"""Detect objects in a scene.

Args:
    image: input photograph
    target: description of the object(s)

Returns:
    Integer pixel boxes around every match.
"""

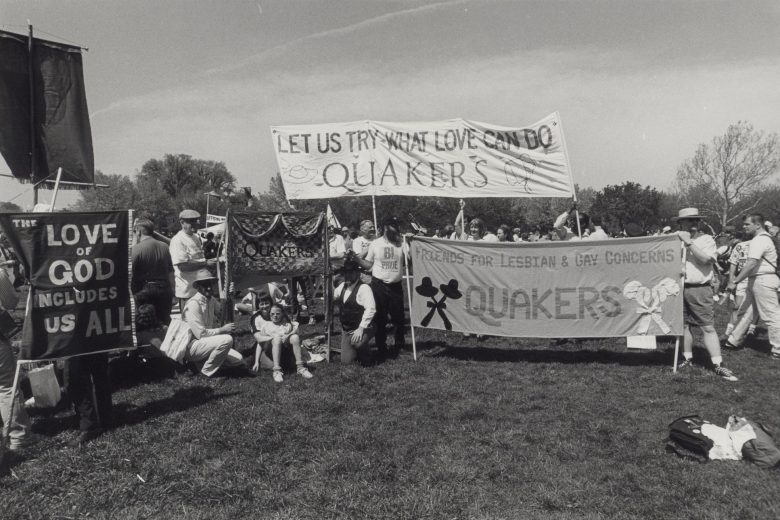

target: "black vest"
[340,282,371,332]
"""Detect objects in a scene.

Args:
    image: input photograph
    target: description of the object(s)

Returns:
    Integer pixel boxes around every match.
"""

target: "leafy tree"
[590,182,663,231]
[72,171,139,213]
[0,201,24,213]
[676,121,780,228]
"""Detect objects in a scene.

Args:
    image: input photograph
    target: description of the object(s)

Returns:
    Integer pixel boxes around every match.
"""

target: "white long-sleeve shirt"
[184,292,223,339]
[333,282,376,329]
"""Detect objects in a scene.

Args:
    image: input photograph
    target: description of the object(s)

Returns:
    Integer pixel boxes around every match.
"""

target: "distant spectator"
[589,215,609,240]
[496,224,513,242]
[520,232,530,242]
[513,228,522,241]
[624,223,645,237]
[553,201,590,240]
[469,218,498,242]
[329,226,347,289]
[203,232,218,260]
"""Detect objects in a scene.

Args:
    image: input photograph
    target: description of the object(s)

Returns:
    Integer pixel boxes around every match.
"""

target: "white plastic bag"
[28,363,61,407]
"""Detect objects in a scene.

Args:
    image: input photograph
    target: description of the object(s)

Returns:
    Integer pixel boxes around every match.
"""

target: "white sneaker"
[297,367,313,379]
[273,371,284,383]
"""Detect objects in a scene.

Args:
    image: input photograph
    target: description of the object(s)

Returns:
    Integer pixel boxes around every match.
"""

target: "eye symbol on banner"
[503,154,536,193]
[622,278,680,335]
[279,158,318,185]
[415,277,462,330]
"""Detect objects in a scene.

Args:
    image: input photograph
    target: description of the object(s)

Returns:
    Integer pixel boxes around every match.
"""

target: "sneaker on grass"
[713,365,738,382]
[676,358,699,370]
[9,433,40,451]
[273,371,284,383]
[297,366,313,379]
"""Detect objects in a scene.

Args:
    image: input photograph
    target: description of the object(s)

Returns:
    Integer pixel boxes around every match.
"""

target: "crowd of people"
[2,202,779,450]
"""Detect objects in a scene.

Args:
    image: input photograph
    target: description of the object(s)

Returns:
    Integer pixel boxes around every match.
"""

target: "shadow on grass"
[418,340,675,367]
[28,386,239,438]
[114,386,240,428]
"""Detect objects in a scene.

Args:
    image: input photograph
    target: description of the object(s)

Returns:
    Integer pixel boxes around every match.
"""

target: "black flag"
[0,30,94,187]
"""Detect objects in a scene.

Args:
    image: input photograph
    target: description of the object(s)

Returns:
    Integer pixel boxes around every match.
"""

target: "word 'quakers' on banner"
[0,211,135,360]
[271,113,574,200]
[410,235,684,338]
[227,211,325,291]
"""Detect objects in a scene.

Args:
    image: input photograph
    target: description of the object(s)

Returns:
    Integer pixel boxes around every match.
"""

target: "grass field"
[2,298,780,519]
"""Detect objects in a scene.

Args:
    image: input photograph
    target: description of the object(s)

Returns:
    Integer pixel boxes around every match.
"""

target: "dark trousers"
[340,326,375,364]
[370,278,405,353]
[64,353,112,432]
[133,280,174,325]
[290,276,315,320]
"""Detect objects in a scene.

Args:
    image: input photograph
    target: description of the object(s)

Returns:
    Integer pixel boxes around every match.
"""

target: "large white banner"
[271,113,574,200]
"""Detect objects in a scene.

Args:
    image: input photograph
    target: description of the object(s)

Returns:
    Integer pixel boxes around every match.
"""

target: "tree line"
[69,122,779,236]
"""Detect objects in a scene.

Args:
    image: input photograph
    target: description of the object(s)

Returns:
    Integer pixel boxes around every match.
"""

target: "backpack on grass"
[666,415,713,462]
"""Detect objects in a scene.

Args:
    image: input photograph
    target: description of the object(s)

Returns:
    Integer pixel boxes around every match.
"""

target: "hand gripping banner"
[0,211,135,360]
[271,113,574,200]
[227,210,325,290]
[410,235,684,338]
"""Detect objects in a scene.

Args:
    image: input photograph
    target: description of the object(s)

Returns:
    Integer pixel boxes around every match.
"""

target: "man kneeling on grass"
[252,303,313,383]
[182,270,246,378]
[333,258,376,365]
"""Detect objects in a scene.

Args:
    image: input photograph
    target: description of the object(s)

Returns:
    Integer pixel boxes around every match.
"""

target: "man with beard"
[357,217,408,361]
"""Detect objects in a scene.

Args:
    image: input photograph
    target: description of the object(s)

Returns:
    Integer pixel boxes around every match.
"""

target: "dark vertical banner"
[0,32,32,178]
[0,31,94,186]
[33,41,94,185]
[0,211,135,360]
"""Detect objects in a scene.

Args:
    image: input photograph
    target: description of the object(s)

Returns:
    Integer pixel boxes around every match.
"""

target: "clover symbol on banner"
[415,277,462,330]
[622,278,680,335]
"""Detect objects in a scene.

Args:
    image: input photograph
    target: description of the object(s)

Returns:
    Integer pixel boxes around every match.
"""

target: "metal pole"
[28,22,38,205]
[403,236,417,360]
[206,194,210,225]
[672,337,680,373]
[372,195,378,234]
[49,168,63,211]
[324,219,331,362]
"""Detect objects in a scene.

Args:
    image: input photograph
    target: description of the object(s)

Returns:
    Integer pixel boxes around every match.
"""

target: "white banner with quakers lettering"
[271,112,574,200]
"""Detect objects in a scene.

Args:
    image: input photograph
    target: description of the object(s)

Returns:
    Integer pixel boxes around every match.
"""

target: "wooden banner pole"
[49,168,63,211]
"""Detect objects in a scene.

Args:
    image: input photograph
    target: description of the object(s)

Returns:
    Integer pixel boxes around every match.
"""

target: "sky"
[1,0,779,210]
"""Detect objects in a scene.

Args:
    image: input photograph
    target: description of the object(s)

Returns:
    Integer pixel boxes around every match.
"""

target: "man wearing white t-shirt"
[351,220,375,257]
[169,209,215,310]
[674,208,738,381]
[357,217,408,360]
[726,214,780,358]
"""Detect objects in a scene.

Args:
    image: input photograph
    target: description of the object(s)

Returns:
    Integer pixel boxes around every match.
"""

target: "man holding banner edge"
[674,208,738,382]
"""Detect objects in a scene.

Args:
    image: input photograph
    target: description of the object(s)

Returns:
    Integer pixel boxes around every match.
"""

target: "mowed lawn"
[2,297,780,519]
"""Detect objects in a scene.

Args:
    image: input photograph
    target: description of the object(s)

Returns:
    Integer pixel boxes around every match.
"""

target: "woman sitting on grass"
[252,304,313,382]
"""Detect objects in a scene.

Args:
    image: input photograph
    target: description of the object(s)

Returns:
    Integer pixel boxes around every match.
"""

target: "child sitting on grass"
[253,304,313,382]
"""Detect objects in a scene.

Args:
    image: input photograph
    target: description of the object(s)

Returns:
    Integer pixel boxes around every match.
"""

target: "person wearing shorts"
[674,208,738,381]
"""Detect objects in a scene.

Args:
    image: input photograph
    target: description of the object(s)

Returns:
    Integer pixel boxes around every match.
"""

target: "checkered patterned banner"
[227,210,325,288]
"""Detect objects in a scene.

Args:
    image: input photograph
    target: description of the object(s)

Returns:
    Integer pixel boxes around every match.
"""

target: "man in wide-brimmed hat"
[333,259,376,365]
[674,208,738,381]
[182,269,245,378]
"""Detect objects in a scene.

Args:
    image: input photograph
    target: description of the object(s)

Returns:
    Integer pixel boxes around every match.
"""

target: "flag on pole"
[326,204,341,230]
